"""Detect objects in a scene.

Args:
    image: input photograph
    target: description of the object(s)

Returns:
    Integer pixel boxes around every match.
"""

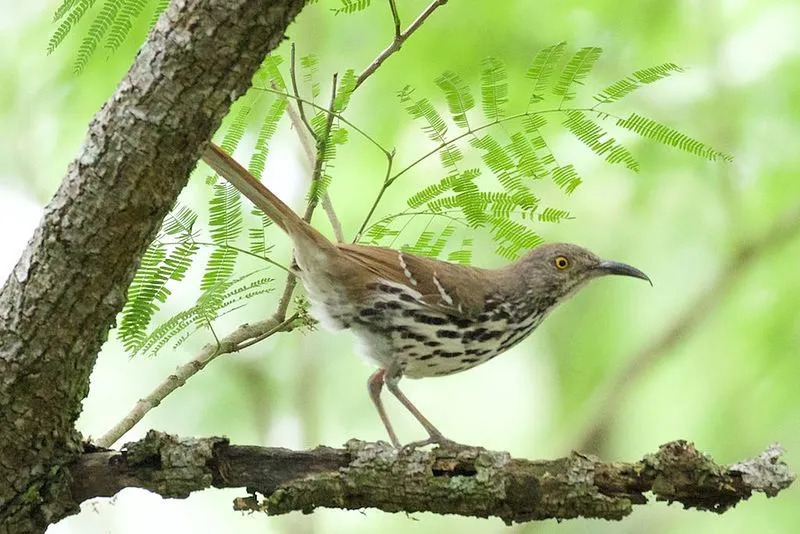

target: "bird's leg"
[367,369,400,448]
[383,364,460,450]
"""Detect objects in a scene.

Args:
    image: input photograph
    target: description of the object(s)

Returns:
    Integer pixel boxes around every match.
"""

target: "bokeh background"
[1,0,798,532]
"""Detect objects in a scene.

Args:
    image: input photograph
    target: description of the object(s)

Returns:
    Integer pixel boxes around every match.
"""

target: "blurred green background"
[1,0,798,532]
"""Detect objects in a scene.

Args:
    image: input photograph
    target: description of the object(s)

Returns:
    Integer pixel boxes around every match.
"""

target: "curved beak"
[596,260,652,286]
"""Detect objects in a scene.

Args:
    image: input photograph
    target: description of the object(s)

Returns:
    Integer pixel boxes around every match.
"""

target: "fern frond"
[563,110,639,171]
[594,62,683,105]
[488,217,543,260]
[249,95,288,178]
[118,239,199,354]
[447,238,474,265]
[470,134,523,194]
[507,132,546,179]
[105,0,148,54]
[201,183,243,291]
[616,113,733,162]
[333,69,357,112]
[538,206,572,223]
[301,54,321,99]
[480,57,508,121]
[552,47,602,103]
[435,70,475,129]
[403,225,456,258]
[260,54,287,91]
[248,208,274,257]
[399,88,449,143]
[149,0,168,28]
[551,164,582,194]
[333,0,371,15]
[526,41,567,103]
[74,0,121,73]
[53,0,80,22]
[163,204,198,236]
[48,0,97,54]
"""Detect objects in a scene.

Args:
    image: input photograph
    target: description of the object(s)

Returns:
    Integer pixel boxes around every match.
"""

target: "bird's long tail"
[202,143,331,249]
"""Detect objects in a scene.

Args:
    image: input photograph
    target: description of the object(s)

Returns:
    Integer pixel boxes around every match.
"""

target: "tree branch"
[71,431,794,524]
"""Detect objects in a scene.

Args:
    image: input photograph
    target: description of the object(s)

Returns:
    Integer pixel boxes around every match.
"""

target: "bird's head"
[517,243,651,300]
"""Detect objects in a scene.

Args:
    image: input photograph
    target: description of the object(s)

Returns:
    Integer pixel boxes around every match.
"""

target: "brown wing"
[336,243,493,318]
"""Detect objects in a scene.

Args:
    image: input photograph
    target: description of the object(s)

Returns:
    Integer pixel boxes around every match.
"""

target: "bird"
[202,143,651,448]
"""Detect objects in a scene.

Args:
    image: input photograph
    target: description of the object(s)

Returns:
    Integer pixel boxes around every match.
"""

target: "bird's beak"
[596,260,652,286]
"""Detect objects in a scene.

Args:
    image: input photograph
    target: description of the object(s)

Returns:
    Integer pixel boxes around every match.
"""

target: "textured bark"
[0,1,306,532]
[69,431,794,524]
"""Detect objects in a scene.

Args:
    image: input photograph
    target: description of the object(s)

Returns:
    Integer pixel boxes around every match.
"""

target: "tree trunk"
[0,1,306,532]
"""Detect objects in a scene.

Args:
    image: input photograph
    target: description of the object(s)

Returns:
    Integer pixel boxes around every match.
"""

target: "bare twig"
[355,0,448,90]
[285,91,345,242]
[388,0,401,38]
[290,43,316,140]
[574,203,800,452]
[95,314,299,448]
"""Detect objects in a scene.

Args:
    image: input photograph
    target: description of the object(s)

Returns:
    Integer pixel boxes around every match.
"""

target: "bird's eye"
[554,256,570,270]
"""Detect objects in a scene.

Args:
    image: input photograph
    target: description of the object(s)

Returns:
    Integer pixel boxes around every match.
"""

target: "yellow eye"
[554,256,570,270]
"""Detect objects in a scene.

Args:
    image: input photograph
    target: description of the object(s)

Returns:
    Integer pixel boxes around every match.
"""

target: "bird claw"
[399,435,466,454]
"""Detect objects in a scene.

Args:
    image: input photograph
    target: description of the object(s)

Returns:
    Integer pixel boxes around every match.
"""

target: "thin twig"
[355,0,448,90]
[354,150,394,242]
[95,314,299,448]
[388,0,401,37]
[573,203,800,452]
[290,43,316,140]
[285,91,345,242]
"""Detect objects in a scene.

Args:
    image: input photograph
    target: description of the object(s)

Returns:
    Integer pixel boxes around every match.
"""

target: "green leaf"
[105,0,148,54]
[301,54,321,99]
[593,62,683,105]
[552,47,602,103]
[480,57,508,121]
[48,0,97,55]
[552,164,582,194]
[333,0,371,15]
[249,95,288,178]
[538,206,572,223]
[333,69,357,112]
[563,110,639,171]
[526,41,567,102]
[616,112,733,162]
[435,70,475,129]
[201,183,243,291]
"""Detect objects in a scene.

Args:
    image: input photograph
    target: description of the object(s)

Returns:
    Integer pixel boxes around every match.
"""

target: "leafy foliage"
[49,0,168,73]
[332,0,372,15]
[360,44,725,260]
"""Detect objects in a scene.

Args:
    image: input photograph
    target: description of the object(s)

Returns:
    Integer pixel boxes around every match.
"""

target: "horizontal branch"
[70,431,794,524]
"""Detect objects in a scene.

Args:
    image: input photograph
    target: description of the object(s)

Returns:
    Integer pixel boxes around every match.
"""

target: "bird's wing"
[336,243,490,319]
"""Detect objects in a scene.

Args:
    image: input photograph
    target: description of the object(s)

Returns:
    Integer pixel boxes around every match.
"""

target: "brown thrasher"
[202,143,651,448]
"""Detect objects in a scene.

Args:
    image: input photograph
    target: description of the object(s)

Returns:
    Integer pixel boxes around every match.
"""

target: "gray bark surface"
[0,1,306,532]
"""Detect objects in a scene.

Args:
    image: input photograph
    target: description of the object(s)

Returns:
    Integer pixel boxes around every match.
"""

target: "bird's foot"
[399,434,468,454]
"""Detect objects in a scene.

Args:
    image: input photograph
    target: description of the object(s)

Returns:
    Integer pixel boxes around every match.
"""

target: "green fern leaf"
[470,134,524,194]
[260,55,287,91]
[507,132,547,179]
[403,225,456,258]
[53,0,80,22]
[594,62,683,105]
[538,206,572,223]
[149,0,168,28]
[105,0,148,54]
[333,0,371,15]
[489,217,543,260]
[201,183,243,291]
[563,110,639,171]
[435,70,475,129]
[616,113,733,162]
[447,238,474,265]
[526,41,567,103]
[48,0,97,54]
[74,0,124,73]
[301,54,321,99]
[552,46,602,103]
[399,87,449,142]
[480,57,508,121]
[162,204,198,236]
[249,95,288,178]
[333,69,357,112]
[248,208,274,257]
[551,164,582,194]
